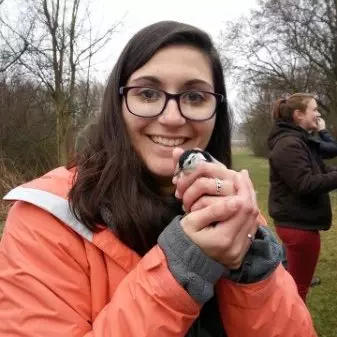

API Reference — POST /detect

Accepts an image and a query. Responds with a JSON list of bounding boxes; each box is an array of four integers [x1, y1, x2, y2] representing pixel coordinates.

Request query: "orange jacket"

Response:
[[0, 167, 317, 337]]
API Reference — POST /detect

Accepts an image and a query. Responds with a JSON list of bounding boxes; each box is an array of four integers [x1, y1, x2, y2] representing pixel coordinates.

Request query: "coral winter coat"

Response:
[[0, 167, 317, 337]]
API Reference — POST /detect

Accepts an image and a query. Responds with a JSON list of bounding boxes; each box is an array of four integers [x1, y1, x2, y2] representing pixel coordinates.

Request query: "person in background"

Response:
[[268, 94, 337, 303], [281, 116, 337, 286], [0, 22, 317, 336]]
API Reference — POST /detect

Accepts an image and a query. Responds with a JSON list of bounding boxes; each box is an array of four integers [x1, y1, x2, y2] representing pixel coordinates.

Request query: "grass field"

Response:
[[0, 149, 336, 335], [233, 148, 337, 337]]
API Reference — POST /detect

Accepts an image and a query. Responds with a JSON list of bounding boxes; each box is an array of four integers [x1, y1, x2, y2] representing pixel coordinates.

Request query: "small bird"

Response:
[[174, 149, 213, 177]]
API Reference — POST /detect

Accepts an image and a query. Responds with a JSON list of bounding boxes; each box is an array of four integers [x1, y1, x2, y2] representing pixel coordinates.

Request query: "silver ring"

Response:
[[247, 233, 255, 242], [215, 178, 222, 195]]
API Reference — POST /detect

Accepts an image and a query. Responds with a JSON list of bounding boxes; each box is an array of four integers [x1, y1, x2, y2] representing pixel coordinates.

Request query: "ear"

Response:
[[293, 109, 304, 123]]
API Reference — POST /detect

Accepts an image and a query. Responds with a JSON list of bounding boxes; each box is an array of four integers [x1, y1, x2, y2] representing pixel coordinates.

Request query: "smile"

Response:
[[149, 135, 186, 147]]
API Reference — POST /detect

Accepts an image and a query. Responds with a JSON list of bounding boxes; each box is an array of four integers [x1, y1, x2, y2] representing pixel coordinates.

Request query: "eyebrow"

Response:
[[184, 79, 213, 90], [129, 76, 161, 86], [128, 76, 213, 90]]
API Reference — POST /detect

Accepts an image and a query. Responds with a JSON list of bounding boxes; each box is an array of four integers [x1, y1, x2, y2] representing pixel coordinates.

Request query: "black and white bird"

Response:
[[174, 149, 213, 177]]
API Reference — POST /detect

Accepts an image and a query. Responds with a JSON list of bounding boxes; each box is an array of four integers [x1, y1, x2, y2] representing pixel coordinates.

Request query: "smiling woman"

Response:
[[0, 21, 318, 337], [122, 45, 216, 179]]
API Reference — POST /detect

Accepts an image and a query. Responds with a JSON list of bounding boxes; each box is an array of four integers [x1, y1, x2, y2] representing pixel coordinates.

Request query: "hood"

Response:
[[267, 121, 309, 150]]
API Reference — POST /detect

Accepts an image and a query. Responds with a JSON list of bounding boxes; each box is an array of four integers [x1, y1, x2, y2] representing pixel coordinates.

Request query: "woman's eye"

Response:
[[182, 91, 205, 103], [138, 89, 161, 101]]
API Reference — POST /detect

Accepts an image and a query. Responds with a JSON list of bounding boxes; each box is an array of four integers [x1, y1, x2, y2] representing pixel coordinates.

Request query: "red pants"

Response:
[[276, 226, 320, 303]]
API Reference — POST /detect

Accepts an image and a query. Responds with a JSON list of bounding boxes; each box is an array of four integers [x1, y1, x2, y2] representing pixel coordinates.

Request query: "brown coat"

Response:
[[268, 121, 337, 230]]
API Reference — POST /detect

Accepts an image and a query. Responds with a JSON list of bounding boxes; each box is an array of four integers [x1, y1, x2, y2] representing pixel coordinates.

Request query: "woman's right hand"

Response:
[[179, 169, 259, 270], [317, 117, 326, 131]]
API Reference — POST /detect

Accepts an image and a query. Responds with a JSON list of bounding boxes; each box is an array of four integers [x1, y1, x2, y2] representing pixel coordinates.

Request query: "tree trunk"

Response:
[[56, 106, 69, 166]]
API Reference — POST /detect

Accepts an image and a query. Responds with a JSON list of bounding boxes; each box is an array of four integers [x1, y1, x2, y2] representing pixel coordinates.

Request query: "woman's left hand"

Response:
[[172, 147, 260, 269], [172, 148, 239, 212]]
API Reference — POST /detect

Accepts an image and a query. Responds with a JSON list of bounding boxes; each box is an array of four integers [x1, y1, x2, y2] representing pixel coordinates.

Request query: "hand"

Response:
[[317, 117, 326, 131], [181, 170, 259, 269], [172, 147, 237, 212], [172, 148, 259, 269]]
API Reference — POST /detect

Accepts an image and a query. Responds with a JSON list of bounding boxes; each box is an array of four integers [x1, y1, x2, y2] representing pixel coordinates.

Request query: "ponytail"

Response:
[[272, 98, 287, 120], [272, 93, 315, 122]]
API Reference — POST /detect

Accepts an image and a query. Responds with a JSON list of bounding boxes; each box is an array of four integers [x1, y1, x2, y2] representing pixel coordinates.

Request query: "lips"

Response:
[[149, 135, 186, 147]]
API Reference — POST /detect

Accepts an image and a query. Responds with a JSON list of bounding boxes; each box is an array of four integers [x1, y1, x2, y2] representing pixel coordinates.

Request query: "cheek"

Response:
[[122, 106, 148, 136], [195, 120, 215, 146]]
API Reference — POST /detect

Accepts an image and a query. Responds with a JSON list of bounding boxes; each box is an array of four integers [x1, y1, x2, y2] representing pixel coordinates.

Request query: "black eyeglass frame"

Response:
[[119, 86, 225, 122]]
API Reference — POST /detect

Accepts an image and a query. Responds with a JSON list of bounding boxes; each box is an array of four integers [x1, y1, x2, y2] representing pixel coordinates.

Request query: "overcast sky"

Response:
[[90, 0, 258, 84], [2, 0, 258, 110]]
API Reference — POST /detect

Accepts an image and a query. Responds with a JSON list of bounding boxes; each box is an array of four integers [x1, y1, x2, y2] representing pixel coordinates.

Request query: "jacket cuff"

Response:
[[158, 216, 227, 304], [228, 226, 282, 283]]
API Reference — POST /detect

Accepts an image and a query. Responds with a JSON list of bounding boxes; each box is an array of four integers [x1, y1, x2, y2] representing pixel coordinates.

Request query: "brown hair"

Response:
[[272, 93, 316, 122], [68, 21, 232, 256]]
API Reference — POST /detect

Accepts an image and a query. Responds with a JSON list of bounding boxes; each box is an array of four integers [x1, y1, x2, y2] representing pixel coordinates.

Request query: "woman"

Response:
[[268, 94, 337, 303], [0, 22, 316, 336]]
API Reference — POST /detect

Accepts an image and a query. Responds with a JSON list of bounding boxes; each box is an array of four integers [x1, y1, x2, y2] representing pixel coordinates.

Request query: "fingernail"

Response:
[[241, 169, 249, 178]]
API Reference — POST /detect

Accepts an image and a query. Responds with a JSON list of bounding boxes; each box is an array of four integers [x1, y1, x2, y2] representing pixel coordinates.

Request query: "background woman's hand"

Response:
[[317, 117, 326, 131]]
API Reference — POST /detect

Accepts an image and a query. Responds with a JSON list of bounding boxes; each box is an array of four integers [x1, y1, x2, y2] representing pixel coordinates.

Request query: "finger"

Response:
[[190, 195, 237, 212], [172, 147, 185, 184], [241, 169, 258, 207], [193, 172, 258, 269], [175, 161, 236, 197], [236, 170, 259, 221], [183, 177, 235, 212], [181, 196, 242, 233], [230, 171, 260, 251], [212, 214, 258, 269]]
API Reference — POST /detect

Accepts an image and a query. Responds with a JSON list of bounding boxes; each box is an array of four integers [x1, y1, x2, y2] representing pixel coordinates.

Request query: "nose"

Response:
[[158, 98, 186, 126]]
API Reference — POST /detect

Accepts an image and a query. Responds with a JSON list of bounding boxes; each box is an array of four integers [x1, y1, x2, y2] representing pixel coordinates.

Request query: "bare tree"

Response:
[[221, 0, 337, 116], [0, 1, 31, 72], [238, 76, 282, 156], [0, 0, 120, 164]]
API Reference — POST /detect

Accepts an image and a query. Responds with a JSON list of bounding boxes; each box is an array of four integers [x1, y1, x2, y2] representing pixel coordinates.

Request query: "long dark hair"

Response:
[[69, 21, 232, 256]]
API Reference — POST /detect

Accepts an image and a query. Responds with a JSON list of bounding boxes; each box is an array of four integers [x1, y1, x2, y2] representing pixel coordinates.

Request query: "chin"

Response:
[[145, 160, 174, 178], [151, 167, 174, 178]]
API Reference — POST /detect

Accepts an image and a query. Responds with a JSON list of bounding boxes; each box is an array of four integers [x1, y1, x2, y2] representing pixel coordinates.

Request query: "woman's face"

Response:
[[122, 45, 216, 180], [296, 98, 321, 131]]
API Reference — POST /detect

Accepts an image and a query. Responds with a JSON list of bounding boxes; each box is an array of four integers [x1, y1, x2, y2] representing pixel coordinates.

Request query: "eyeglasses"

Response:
[[119, 86, 224, 121]]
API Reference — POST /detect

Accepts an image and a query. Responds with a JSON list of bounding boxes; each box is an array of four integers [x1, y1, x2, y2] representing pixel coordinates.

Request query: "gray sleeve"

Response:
[[158, 216, 228, 304], [228, 225, 282, 283], [158, 217, 282, 303]]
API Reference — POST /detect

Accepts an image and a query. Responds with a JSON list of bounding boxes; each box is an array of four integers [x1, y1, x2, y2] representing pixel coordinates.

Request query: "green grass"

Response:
[[233, 148, 337, 337]]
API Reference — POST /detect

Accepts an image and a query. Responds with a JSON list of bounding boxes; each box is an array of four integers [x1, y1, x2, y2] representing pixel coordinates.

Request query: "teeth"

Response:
[[150, 136, 186, 147]]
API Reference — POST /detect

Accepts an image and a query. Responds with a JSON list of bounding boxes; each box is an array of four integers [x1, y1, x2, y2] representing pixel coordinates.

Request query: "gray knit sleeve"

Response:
[[158, 216, 228, 304], [228, 226, 282, 283]]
